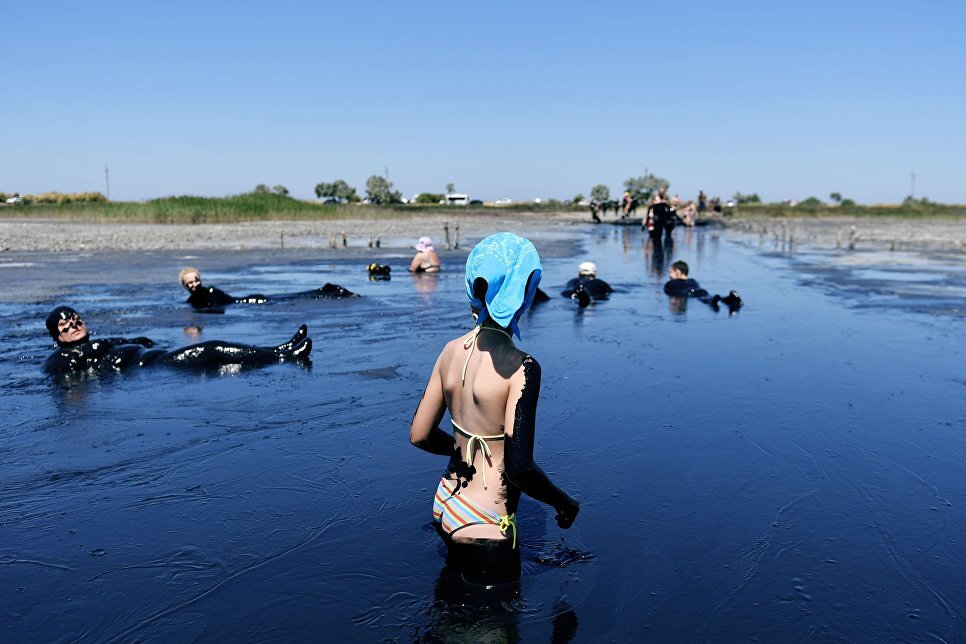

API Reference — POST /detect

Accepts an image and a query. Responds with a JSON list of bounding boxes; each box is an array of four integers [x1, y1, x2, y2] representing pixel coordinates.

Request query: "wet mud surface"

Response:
[[1, 224, 963, 641]]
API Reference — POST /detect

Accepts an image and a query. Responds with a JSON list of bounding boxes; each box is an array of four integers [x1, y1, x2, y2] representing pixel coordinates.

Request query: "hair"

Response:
[[670, 260, 689, 276], [179, 267, 200, 283]]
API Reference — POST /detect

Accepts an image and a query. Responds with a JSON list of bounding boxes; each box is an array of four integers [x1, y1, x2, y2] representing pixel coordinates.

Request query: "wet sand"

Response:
[[2, 212, 964, 253]]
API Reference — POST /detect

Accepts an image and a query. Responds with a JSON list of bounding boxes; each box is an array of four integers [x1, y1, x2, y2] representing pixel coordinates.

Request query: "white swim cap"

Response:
[[578, 261, 597, 277]]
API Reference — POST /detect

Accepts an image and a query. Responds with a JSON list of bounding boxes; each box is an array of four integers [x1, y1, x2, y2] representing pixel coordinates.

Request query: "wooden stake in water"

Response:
[[444, 222, 451, 250], [455, 223, 460, 249]]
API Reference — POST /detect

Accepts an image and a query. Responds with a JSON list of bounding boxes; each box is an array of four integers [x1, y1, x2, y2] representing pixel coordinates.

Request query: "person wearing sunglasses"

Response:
[[42, 306, 311, 376]]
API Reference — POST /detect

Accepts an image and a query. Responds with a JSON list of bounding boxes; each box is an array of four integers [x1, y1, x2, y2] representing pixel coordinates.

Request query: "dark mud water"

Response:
[[1, 225, 964, 641]]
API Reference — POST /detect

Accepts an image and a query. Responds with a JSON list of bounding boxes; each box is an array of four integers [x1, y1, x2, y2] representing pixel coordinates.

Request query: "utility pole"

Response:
[[910, 171, 915, 199], [105, 166, 110, 201]]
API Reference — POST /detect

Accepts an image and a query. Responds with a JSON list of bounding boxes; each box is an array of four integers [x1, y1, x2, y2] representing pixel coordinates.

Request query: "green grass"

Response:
[[0, 192, 587, 224], [0, 193, 349, 224], [4, 192, 962, 224]]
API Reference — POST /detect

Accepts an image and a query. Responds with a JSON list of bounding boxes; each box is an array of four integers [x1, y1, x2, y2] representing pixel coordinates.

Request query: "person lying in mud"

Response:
[[179, 267, 356, 311], [663, 260, 743, 313], [42, 306, 311, 376], [561, 261, 613, 307], [409, 236, 441, 273], [410, 232, 580, 585]]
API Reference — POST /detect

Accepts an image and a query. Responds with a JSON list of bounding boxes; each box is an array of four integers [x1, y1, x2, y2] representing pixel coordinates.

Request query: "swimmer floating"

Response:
[[42, 306, 311, 376], [179, 267, 356, 311]]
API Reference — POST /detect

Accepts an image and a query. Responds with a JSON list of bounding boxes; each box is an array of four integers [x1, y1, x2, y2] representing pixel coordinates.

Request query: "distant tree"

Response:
[[591, 184, 610, 201], [840, 198, 856, 207], [572, 193, 585, 204], [624, 174, 668, 201], [902, 195, 932, 207], [415, 192, 444, 204], [272, 185, 289, 196], [732, 192, 761, 204], [829, 192, 842, 203], [254, 184, 271, 194], [796, 196, 824, 208], [446, 182, 455, 195], [314, 180, 359, 203], [366, 175, 402, 205]]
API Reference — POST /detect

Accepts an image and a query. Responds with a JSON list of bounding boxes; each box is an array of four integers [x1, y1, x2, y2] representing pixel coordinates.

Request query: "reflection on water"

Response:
[[1, 226, 965, 640], [411, 271, 440, 295]]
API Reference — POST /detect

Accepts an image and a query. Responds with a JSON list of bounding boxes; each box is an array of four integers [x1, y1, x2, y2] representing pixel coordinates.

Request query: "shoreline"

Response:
[[1, 212, 964, 254], [0, 212, 585, 253]]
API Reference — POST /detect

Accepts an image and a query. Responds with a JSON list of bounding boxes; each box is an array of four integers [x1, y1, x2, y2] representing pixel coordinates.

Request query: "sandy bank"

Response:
[[723, 216, 966, 253], [0, 212, 585, 253]]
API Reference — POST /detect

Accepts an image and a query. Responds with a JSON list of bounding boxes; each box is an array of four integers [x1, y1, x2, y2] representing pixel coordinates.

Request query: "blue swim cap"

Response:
[[465, 232, 542, 338]]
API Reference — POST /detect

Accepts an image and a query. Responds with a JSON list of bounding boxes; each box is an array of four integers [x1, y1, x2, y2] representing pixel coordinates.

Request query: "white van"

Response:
[[445, 193, 469, 206]]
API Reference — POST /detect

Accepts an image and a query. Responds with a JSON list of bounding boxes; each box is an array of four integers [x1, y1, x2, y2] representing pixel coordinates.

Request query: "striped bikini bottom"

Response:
[[432, 477, 516, 548]]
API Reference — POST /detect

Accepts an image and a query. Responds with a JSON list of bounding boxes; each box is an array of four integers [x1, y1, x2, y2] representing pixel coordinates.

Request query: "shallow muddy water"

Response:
[[1, 225, 964, 641]]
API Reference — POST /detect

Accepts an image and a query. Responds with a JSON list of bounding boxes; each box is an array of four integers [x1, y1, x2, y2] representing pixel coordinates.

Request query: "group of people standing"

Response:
[[590, 187, 701, 229]]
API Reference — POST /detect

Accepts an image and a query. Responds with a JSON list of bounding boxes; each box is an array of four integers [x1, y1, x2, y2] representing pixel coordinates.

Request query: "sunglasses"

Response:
[[59, 317, 85, 332]]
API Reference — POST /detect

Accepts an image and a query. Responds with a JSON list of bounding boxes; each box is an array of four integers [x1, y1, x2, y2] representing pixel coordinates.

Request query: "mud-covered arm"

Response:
[[503, 356, 580, 528], [234, 292, 268, 304], [102, 337, 154, 348], [409, 354, 455, 456]]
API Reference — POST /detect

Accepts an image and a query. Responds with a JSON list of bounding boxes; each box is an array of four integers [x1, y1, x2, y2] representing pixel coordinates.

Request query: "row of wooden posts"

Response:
[[278, 222, 461, 250], [732, 222, 899, 252]]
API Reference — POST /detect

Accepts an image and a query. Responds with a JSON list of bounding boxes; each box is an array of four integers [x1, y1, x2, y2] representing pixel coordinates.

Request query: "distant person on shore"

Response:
[[42, 306, 311, 376], [409, 232, 579, 585], [620, 191, 635, 218], [561, 261, 613, 307], [179, 267, 355, 311], [644, 194, 676, 240], [663, 261, 743, 314], [409, 236, 441, 273], [698, 191, 707, 213]]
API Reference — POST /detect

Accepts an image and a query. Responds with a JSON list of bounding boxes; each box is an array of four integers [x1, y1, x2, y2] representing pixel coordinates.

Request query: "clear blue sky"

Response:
[[3, 1, 964, 204]]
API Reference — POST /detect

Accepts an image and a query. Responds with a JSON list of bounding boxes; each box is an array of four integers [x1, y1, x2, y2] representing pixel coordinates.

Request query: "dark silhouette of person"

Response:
[[561, 262, 613, 308], [663, 261, 743, 313], [179, 267, 355, 311]]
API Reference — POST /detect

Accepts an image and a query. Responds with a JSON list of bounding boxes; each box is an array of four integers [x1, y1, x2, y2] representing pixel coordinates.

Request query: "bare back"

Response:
[[437, 327, 526, 539]]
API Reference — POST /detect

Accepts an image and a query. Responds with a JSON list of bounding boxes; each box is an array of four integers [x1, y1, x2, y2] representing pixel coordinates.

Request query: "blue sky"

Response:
[[3, 1, 964, 204]]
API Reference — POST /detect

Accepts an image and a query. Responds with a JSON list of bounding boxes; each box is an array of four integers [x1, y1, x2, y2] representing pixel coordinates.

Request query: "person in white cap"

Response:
[[561, 261, 613, 307]]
